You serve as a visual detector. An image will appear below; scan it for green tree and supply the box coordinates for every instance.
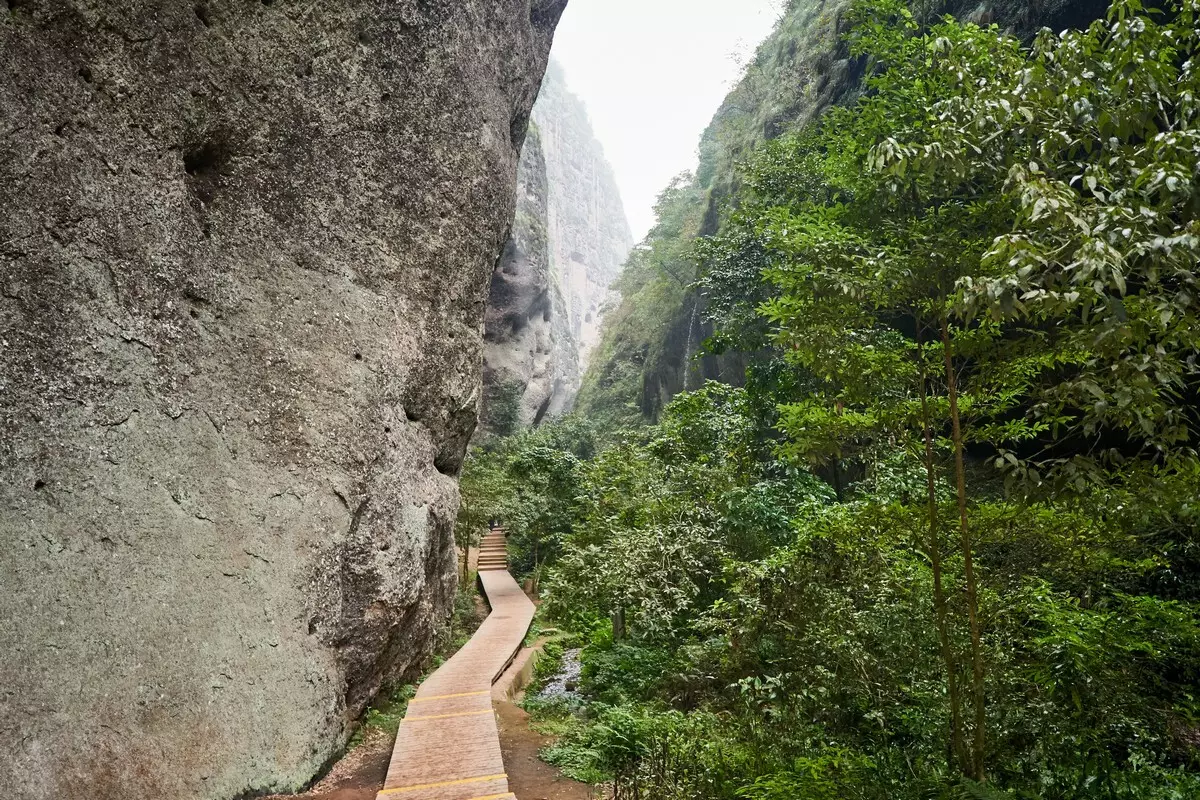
[703,0,1200,782]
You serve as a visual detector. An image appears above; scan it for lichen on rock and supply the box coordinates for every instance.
[0,0,565,797]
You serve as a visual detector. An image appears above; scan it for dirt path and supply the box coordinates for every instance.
[496,698,594,800]
[259,727,391,800]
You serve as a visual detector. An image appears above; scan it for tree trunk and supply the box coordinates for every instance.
[918,325,969,774]
[612,606,626,641]
[941,317,987,783]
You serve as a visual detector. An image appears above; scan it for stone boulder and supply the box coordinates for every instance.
[0,0,564,796]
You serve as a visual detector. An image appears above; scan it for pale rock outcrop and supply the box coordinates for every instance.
[480,61,631,431]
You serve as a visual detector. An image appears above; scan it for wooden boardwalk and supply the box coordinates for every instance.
[376,529,533,800]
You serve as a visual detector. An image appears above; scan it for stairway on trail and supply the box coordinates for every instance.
[376,528,533,800]
[477,529,509,572]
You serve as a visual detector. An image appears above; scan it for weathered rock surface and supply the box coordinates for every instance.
[480,62,631,432]
[535,62,632,373]
[0,1,564,797]
[481,122,573,432]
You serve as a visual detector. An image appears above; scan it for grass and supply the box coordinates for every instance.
[350,683,418,743]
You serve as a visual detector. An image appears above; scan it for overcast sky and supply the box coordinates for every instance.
[549,0,785,242]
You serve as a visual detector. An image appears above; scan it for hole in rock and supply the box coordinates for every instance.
[533,393,552,426]
[194,3,210,26]
[433,451,458,477]
[353,352,362,361]
[384,426,391,433]
[183,138,232,205]
[77,66,93,84]
[33,479,45,490]
[184,141,223,177]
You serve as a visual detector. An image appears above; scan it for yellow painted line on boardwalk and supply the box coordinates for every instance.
[409,690,490,703]
[378,773,507,795]
[401,709,494,722]
[463,794,516,800]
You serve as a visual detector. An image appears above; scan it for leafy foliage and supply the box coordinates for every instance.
[461,1,1200,797]
[457,416,595,578]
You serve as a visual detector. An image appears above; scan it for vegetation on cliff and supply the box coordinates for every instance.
[461,0,1200,796]
[577,0,1113,431]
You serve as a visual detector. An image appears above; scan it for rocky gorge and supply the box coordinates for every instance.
[480,61,632,434]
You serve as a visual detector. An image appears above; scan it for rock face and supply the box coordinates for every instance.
[535,62,632,372]
[0,1,564,798]
[480,61,631,432]
[480,122,567,433]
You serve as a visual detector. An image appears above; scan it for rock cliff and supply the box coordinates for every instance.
[480,61,631,433]
[0,1,564,797]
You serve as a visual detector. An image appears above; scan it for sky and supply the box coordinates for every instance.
[549,0,786,242]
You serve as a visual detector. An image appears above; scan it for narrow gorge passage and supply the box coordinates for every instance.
[375,530,534,800]
[6,2,1198,799]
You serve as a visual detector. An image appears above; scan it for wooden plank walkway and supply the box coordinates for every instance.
[376,529,533,800]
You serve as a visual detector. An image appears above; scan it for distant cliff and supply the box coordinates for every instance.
[481,61,632,434]
[576,0,1109,429]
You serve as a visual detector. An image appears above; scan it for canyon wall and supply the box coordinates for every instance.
[480,61,631,433]
[0,1,564,797]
